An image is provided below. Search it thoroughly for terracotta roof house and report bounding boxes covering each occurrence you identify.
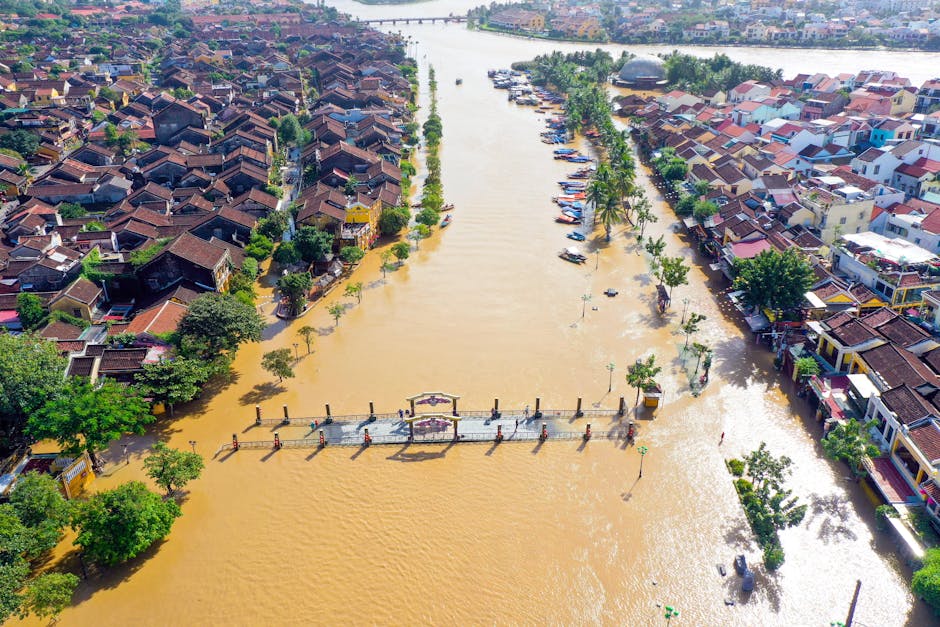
[49,276,103,322]
[137,232,231,292]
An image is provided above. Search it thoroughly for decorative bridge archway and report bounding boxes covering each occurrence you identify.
[404,413,462,440]
[405,391,460,417]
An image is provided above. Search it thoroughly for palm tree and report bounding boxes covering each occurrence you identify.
[596,194,627,242]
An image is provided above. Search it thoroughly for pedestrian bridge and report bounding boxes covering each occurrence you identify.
[358,16,468,25]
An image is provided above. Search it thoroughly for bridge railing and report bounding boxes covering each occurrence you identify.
[249,407,627,428]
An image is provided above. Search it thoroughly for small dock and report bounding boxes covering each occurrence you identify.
[218,392,648,453]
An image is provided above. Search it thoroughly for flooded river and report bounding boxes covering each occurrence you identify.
[44,4,940,626]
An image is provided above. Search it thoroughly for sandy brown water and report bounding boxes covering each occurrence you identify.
[26,9,940,627]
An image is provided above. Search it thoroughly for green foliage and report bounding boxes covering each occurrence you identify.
[256,211,290,241]
[0,131,39,158]
[415,207,440,228]
[28,379,153,468]
[733,248,815,312]
[20,572,79,622]
[822,418,879,477]
[241,256,259,280]
[273,241,302,265]
[662,52,783,94]
[73,481,180,566]
[15,293,44,331]
[294,226,333,263]
[129,239,171,268]
[80,248,113,284]
[626,354,662,406]
[9,472,71,554]
[731,442,807,570]
[794,356,820,379]
[298,325,316,354]
[693,199,719,221]
[263,184,283,199]
[913,548,940,615]
[339,245,365,264]
[727,458,745,477]
[244,233,274,261]
[178,293,264,358]
[57,202,86,219]
[276,113,304,147]
[659,255,690,296]
[143,442,204,496]
[49,310,89,329]
[391,241,410,265]
[378,206,410,236]
[83,221,105,232]
[228,271,257,304]
[327,302,345,326]
[277,272,312,318]
[344,281,363,304]
[0,333,67,451]
[135,358,213,412]
[261,348,295,383]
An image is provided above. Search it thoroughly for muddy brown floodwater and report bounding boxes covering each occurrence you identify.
[31,11,940,627]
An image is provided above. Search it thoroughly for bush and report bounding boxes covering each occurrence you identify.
[339,245,365,264]
[378,206,410,237]
[244,233,274,261]
[913,549,940,614]
[728,458,745,477]
[273,241,301,265]
[763,544,785,571]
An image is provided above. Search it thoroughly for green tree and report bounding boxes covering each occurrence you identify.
[277,272,312,318]
[675,193,696,216]
[380,250,394,278]
[15,293,45,331]
[415,207,440,228]
[733,248,815,312]
[644,234,666,261]
[344,281,363,304]
[294,226,333,263]
[261,348,294,383]
[339,245,365,264]
[0,131,39,158]
[633,196,656,240]
[409,223,430,249]
[244,233,274,261]
[626,354,662,407]
[20,572,79,623]
[256,211,290,240]
[344,174,358,197]
[913,549,940,615]
[276,114,302,147]
[794,356,820,380]
[177,293,264,358]
[822,418,879,478]
[681,312,706,348]
[9,472,71,555]
[596,195,627,242]
[28,379,153,470]
[0,333,67,451]
[73,481,180,566]
[660,255,690,297]
[378,206,410,236]
[298,326,315,354]
[693,199,719,221]
[135,358,212,415]
[391,241,410,266]
[143,442,204,496]
[57,202,86,219]
[273,241,301,265]
[327,302,344,326]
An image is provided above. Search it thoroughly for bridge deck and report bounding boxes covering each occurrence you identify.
[223,409,638,452]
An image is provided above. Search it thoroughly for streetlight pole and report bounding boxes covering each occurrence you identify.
[638,445,648,478]
[293,342,299,360]
[680,297,690,324]
[189,440,197,454]
[595,249,600,269]
[581,293,591,318]
[122,444,129,465]
[607,362,615,392]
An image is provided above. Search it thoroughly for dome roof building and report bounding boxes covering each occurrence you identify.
[617,56,667,87]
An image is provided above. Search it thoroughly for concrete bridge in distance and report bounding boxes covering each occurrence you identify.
[358,15,468,25]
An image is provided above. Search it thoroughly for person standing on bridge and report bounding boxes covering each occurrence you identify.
[524,405,530,420]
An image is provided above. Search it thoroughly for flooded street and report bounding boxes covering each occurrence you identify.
[45,5,940,626]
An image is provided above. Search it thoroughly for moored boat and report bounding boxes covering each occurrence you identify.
[456,78,463,85]
[555,214,581,224]
[440,214,452,227]
[559,247,587,264]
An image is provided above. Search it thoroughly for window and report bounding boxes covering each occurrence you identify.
[874,165,881,175]
[915,237,922,244]
[72,308,81,317]
[859,212,865,220]
[839,216,847,225]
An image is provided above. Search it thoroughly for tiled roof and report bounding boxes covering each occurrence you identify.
[829,319,881,347]
[98,348,148,373]
[860,343,938,389]
[126,299,188,335]
[40,320,84,340]
[882,385,937,425]
[55,277,102,305]
[155,232,228,271]
[908,421,940,462]
[67,355,96,378]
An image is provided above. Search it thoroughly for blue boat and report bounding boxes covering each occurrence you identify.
[563,209,582,219]
[567,155,591,163]
[553,148,576,155]
[567,231,585,241]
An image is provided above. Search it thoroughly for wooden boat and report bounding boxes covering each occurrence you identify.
[555,215,581,224]
[559,247,587,264]
[443,203,455,211]
[440,214,452,227]
[566,231,585,241]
